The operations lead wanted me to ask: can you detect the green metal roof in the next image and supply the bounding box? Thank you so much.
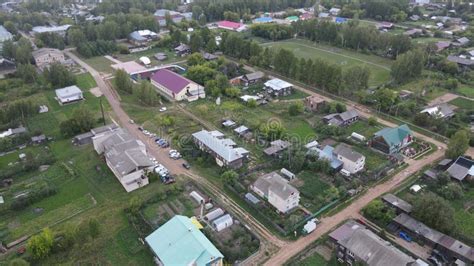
[286,16,299,21]
[374,124,411,148]
[145,215,223,266]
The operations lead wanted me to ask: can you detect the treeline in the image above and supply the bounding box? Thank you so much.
[221,33,370,95]
[192,0,310,22]
[0,100,36,126]
[250,24,294,41]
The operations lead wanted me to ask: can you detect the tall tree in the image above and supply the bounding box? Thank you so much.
[114,69,133,94]
[445,130,469,159]
[27,228,54,259]
[412,192,455,234]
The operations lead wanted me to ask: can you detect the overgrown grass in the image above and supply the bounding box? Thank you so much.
[450,97,474,111]
[76,73,97,90]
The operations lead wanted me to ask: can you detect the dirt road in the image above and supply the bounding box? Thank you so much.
[65,51,285,261]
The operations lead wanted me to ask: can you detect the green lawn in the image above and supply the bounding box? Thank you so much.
[76,73,97,90]
[115,47,184,67]
[260,39,393,86]
[456,85,474,99]
[449,97,474,111]
[73,52,114,74]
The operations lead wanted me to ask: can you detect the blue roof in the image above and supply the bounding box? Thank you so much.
[314,146,343,169]
[335,17,347,24]
[145,215,223,266]
[254,17,273,23]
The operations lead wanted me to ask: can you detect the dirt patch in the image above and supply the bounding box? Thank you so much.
[315,245,333,261]
[89,87,103,97]
[428,92,458,106]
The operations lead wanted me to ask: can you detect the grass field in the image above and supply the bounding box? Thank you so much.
[115,47,185,67]
[449,97,474,111]
[456,85,474,99]
[260,39,393,86]
[76,73,97,90]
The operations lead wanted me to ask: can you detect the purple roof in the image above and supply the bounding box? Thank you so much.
[151,69,191,94]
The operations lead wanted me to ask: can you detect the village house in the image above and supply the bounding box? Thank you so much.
[0,126,27,139]
[251,172,300,214]
[264,78,293,97]
[192,130,249,169]
[323,109,359,127]
[154,52,167,61]
[73,123,119,146]
[333,143,366,174]
[446,156,474,182]
[381,193,413,214]
[453,37,470,47]
[436,41,451,52]
[393,213,474,264]
[239,71,265,86]
[304,95,327,112]
[31,24,71,36]
[371,124,413,155]
[447,55,474,70]
[309,145,343,171]
[93,128,153,192]
[151,69,205,102]
[154,9,185,26]
[329,220,416,265]
[217,20,246,32]
[128,30,158,46]
[202,52,218,61]
[174,43,191,57]
[32,48,66,70]
[145,215,224,266]
[263,139,290,157]
[420,103,456,119]
[55,85,84,105]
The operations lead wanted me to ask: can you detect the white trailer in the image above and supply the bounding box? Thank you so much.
[212,214,233,232]
[204,208,224,221]
[302,219,317,235]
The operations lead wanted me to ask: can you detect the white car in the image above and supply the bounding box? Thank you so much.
[159,107,167,112]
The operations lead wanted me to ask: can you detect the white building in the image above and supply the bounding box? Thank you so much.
[32,24,71,36]
[92,128,153,192]
[55,85,84,105]
[264,78,293,97]
[251,172,300,214]
[333,143,365,174]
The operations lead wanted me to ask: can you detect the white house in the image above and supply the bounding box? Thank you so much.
[151,69,205,102]
[251,172,300,214]
[333,143,365,174]
[55,85,84,105]
[264,78,293,97]
[92,128,153,192]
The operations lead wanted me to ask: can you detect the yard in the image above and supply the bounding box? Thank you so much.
[75,73,97,90]
[456,85,474,99]
[260,39,393,86]
[114,47,185,67]
[449,97,474,111]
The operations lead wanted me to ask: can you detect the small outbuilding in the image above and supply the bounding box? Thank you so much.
[189,191,205,204]
[55,85,84,105]
[212,214,233,232]
[204,208,224,221]
[139,56,151,66]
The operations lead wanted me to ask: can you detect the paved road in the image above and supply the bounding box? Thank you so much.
[65,51,285,261]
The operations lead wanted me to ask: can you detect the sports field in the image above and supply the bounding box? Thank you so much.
[261,39,393,86]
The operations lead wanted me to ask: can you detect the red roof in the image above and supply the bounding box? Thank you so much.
[217,20,242,30]
[151,69,191,94]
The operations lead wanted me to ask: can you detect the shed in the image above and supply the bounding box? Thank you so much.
[31,134,46,144]
[410,184,422,193]
[234,125,249,135]
[189,191,205,204]
[139,56,151,66]
[73,132,94,145]
[280,168,296,180]
[204,208,224,221]
[222,120,236,128]
[245,193,260,204]
[212,214,233,232]
[55,85,83,105]
[154,53,168,61]
[351,132,366,142]
[302,219,317,234]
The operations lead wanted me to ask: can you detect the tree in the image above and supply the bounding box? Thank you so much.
[439,183,464,200]
[17,64,38,83]
[114,69,133,94]
[67,28,86,47]
[60,107,95,136]
[134,80,160,106]
[412,192,455,233]
[187,53,205,66]
[128,196,142,215]
[372,88,398,112]
[343,65,370,93]
[27,228,54,259]
[288,102,304,116]
[189,33,203,53]
[221,170,238,184]
[43,63,76,88]
[391,49,426,84]
[186,65,216,85]
[445,130,469,159]
[363,199,395,226]
[259,122,285,140]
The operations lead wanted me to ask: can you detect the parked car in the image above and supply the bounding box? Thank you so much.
[182,162,191,169]
[138,126,144,131]
[159,107,167,112]
[399,231,412,242]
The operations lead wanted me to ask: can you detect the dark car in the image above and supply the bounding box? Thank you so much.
[182,162,191,169]
[399,231,412,242]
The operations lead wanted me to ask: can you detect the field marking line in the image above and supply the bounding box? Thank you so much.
[261,40,391,71]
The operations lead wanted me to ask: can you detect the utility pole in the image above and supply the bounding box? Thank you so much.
[99,97,106,126]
